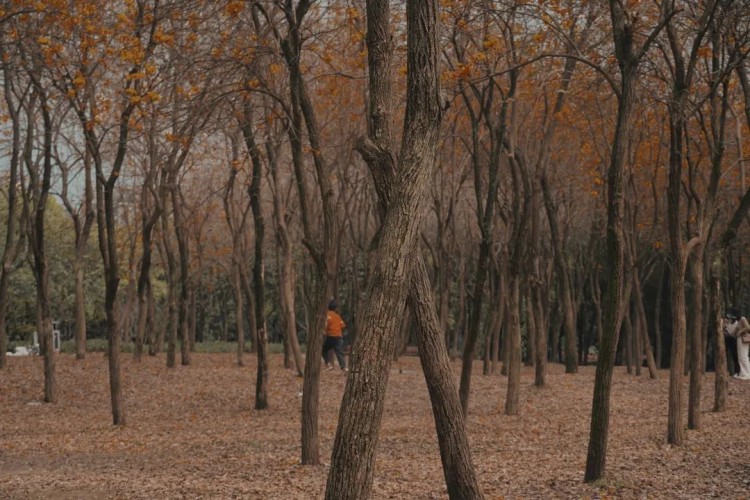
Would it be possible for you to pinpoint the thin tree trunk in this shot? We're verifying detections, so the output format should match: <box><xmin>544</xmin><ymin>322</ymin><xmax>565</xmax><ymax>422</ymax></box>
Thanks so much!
<box><xmin>654</xmin><ymin>263</ymin><xmax>665</xmax><ymax>368</ymax></box>
<box><xmin>632</xmin><ymin>268</ymin><xmax>658</xmax><ymax>378</ymax></box>
<box><xmin>241</xmin><ymin>112</ymin><xmax>269</xmax><ymax>410</ymax></box>
<box><xmin>0</xmin><ymin>55</ymin><xmax>24</xmax><ymax>370</ymax></box>
<box><xmin>711</xmin><ymin>259</ymin><xmax>728</xmax><ymax>412</ymax></box>
<box><xmin>170</xmin><ymin>183</ymin><xmax>191</xmax><ymax>366</ymax></box>
<box><xmin>688</xmin><ymin>243</ymin><xmax>705</xmax><ymax>429</ymax></box>
<box><xmin>585</xmin><ymin>0</ymin><xmax>656</xmax><ymax>480</ymax></box>
<box><xmin>505</xmin><ymin>277</ymin><xmax>522</xmax><ymax>415</ymax></box>
<box><xmin>533</xmin><ymin>284</ymin><xmax>547</xmax><ymax>387</ymax></box>
<box><xmin>25</xmin><ymin>85</ymin><xmax>56</xmax><ymax>403</ymax></box>
<box><xmin>232</xmin><ymin>264</ymin><xmax>245</xmax><ymax>367</ymax></box>
<box><xmin>270</xmin><ymin>145</ymin><xmax>303</xmax><ymax>376</ymax></box>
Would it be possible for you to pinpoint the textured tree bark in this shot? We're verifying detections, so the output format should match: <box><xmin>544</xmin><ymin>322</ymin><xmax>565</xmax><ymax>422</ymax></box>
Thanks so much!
<box><xmin>325</xmin><ymin>0</ymin><xmax>442</xmax><ymax>497</ymax></box>
<box><xmin>585</xmin><ymin>0</ymin><xmax>647</xmax><ymax>481</ymax></box>
<box><xmin>329</xmin><ymin>0</ymin><xmax>481</xmax><ymax>496</ymax></box>
<box><xmin>408</xmin><ymin>261</ymin><xmax>483</xmax><ymax>499</ymax></box>
<box><xmin>663</xmin><ymin>0</ymin><xmax>722</xmax><ymax>447</ymax></box>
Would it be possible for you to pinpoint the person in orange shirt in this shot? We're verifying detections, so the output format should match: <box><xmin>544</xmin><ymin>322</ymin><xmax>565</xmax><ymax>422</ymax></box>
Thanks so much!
<box><xmin>323</xmin><ymin>300</ymin><xmax>347</xmax><ymax>372</ymax></box>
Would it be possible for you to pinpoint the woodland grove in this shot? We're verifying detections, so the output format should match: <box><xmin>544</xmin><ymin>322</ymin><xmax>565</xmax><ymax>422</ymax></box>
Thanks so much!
<box><xmin>2</xmin><ymin>1</ymin><xmax>750</xmax><ymax>499</ymax></box>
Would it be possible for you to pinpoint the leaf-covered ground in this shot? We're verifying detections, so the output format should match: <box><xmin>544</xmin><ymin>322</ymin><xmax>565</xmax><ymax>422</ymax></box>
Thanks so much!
<box><xmin>1</xmin><ymin>352</ymin><xmax>749</xmax><ymax>499</ymax></box>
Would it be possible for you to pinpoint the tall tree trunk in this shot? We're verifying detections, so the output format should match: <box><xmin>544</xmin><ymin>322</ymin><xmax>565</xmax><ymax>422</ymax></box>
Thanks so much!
<box><xmin>147</xmin><ymin>285</ymin><xmax>160</xmax><ymax>356</ymax></box>
<box><xmin>269</xmin><ymin>146</ymin><xmax>303</xmax><ymax>376</ymax></box>
<box><xmin>325</xmin><ymin>1</ymin><xmax>443</xmax><ymax>496</ymax></box>
<box><xmin>134</xmin><ymin>185</ymin><xmax>160</xmax><ymax>362</ymax></box>
<box><xmin>241</xmin><ymin>110</ymin><xmax>269</xmax><ymax>410</ymax></box>
<box><xmin>25</xmin><ymin>85</ymin><xmax>56</xmax><ymax>403</ymax></box>
<box><xmin>161</xmin><ymin>198</ymin><xmax>178</xmax><ymax>369</ymax></box>
<box><xmin>0</xmin><ymin>57</ymin><xmax>23</xmax><ymax>370</ymax></box>
<box><xmin>542</xmin><ymin>174</ymin><xmax>578</xmax><ymax>374</ymax></box>
<box><xmin>663</xmin><ymin>0</ymin><xmax>719</xmax><ymax>447</ymax></box>
<box><xmin>408</xmin><ymin>260</ymin><xmax>483</xmax><ymax>499</ymax></box>
<box><xmin>280</xmin><ymin>10</ymin><xmax>339</xmax><ymax>464</ymax></box>
<box><xmin>98</xmin><ymin>178</ymin><xmax>125</xmax><ymax>425</ymax></box>
<box><xmin>585</xmin><ymin>0</ymin><xmax>656</xmax><ymax>480</ymax></box>
<box><xmin>170</xmin><ymin>183</ymin><xmax>191</xmax><ymax>366</ymax></box>
<box><xmin>340</xmin><ymin>1</ymin><xmax>482</xmax><ymax>494</ymax></box>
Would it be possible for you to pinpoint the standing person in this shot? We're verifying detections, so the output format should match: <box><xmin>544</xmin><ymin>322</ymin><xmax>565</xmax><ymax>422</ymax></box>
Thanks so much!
<box><xmin>723</xmin><ymin>309</ymin><xmax>741</xmax><ymax>376</ymax></box>
<box><xmin>322</xmin><ymin>300</ymin><xmax>347</xmax><ymax>372</ymax></box>
<box><xmin>722</xmin><ymin>308</ymin><xmax>750</xmax><ymax>380</ymax></box>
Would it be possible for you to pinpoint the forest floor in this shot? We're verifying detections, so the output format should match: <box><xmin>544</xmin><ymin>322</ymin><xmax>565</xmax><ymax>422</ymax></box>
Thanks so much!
<box><xmin>1</xmin><ymin>352</ymin><xmax>749</xmax><ymax>499</ymax></box>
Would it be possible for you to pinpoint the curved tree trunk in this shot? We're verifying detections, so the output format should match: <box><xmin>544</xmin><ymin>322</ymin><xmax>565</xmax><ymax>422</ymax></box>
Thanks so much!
<box><xmin>241</xmin><ymin>109</ymin><xmax>269</xmax><ymax>410</ymax></box>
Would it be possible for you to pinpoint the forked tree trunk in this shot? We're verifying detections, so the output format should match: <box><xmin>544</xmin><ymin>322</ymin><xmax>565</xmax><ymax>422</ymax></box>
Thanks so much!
<box><xmin>663</xmin><ymin>0</ymin><xmax>720</xmax><ymax>447</ymax></box>
<box><xmin>585</xmin><ymin>0</ymin><xmax>652</xmax><ymax>480</ymax></box>
<box><xmin>279</xmin><ymin>7</ymin><xmax>339</xmax><ymax>464</ymax></box>
<box><xmin>25</xmin><ymin>85</ymin><xmax>56</xmax><ymax>403</ymax></box>
<box><xmin>325</xmin><ymin>1</ymin><xmax>443</xmax><ymax>497</ymax></box>
<box><xmin>0</xmin><ymin>64</ymin><xmax>23</xmax><ymax>369</ymax></box>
